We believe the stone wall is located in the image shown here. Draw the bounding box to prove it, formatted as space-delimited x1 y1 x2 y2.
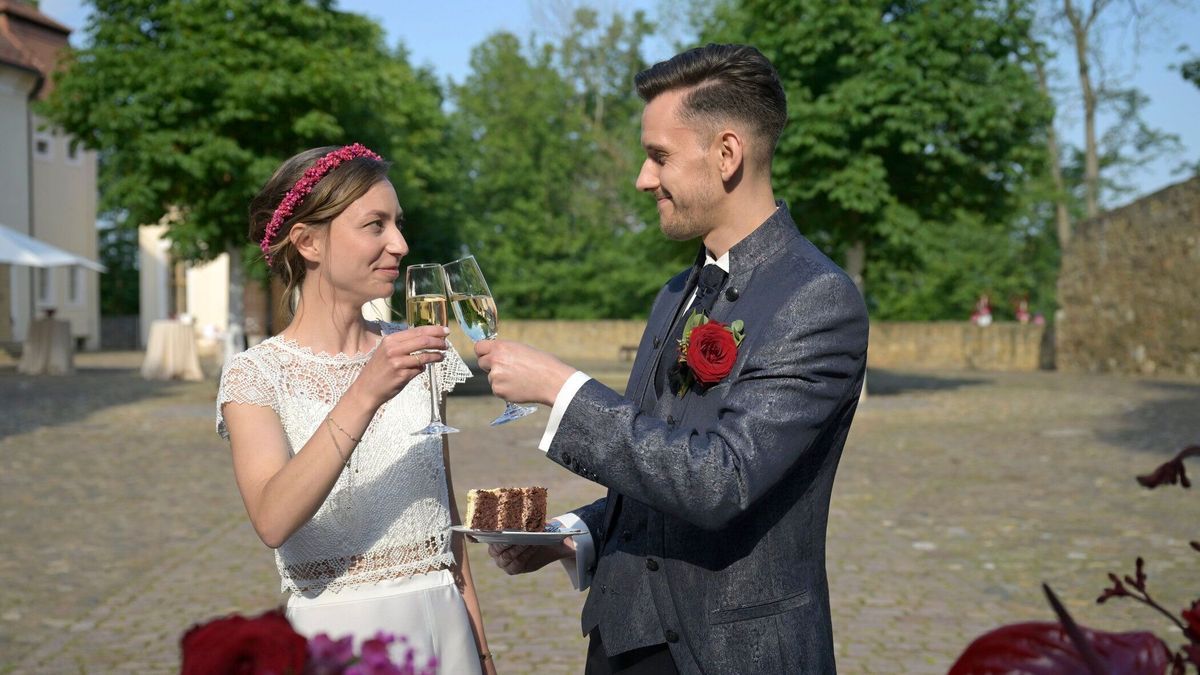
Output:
448 320 648 365
1057 177 1200 377
867 321 1050 371
448 319 1050 372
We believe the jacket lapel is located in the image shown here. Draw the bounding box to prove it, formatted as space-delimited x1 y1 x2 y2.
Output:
603 259 700 540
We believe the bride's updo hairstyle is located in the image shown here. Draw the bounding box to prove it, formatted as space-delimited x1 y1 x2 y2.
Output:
249 144 391 306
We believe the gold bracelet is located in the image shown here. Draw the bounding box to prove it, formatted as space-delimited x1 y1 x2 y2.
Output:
325 415 361 443
324 418 350 465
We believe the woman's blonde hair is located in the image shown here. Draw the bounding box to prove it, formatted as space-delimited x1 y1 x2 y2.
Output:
249 146 391 318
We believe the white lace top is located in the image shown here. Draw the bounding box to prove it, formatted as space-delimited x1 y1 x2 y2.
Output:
215 329 471 595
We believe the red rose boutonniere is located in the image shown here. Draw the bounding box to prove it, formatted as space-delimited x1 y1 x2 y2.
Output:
675 310 745 396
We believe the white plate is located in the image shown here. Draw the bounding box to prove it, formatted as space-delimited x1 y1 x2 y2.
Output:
449 525 583 546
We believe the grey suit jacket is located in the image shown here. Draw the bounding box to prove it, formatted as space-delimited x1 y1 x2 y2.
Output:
548 204 868 674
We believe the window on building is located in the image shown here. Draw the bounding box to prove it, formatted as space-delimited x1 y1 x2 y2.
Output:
33 130 53 160
37 267 54 304
68 267 83 304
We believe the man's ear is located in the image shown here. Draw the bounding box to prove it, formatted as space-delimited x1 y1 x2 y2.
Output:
289 223 323 263
716 129 745 182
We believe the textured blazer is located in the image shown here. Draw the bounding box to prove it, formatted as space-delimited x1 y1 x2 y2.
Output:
548 204 869 674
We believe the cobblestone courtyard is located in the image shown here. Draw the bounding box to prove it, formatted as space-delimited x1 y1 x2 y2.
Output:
1 353 1197 673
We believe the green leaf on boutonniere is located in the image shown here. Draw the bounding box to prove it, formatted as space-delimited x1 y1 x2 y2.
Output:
729 319 745 346
677 377 692 396
680 309 708 346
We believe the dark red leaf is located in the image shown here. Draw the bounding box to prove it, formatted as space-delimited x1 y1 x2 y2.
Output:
1183 599 1200 640
1137 446 1199 489
1183 643 1200 667
949 622 1172 675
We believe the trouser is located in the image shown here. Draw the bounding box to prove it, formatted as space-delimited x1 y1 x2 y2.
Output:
287 569 480 674
586 628 680 675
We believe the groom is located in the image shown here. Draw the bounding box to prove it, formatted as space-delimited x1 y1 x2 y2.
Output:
475 43 868 674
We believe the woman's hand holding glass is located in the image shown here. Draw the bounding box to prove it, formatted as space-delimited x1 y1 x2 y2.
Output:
352 325 449 408
442 255 538 426
403 263 459 436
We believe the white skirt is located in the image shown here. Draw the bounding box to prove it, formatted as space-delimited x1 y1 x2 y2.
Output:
286 569 481 674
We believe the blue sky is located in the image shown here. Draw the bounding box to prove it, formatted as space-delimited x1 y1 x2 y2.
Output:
37 0 1200 202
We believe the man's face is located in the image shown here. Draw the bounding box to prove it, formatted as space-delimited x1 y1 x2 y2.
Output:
635 89 722 241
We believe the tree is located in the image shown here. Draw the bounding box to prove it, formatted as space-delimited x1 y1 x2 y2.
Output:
1181 55 1200 174
1038 0 1186 245
1184 57 1200 87
39 0 457 336
451 9 692 319
698 0 1053 320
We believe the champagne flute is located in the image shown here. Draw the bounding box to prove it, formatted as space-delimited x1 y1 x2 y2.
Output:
405 263 458 436
443 255 537 426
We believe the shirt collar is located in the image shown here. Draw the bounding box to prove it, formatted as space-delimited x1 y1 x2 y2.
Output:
704 251 730 273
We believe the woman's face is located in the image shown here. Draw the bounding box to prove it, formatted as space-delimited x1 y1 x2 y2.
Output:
321 179 409 303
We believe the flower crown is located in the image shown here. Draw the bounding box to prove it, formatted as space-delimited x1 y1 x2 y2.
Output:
260 143 384 264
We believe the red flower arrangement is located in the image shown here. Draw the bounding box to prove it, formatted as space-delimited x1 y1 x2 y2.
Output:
674 310 745 396
950 445 1200 674
180 609 438 675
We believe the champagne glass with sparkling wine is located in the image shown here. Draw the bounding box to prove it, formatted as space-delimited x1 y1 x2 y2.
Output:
443 255 537 426
405 263 458 436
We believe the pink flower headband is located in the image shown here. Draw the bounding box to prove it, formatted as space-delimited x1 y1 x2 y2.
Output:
260 143 384 264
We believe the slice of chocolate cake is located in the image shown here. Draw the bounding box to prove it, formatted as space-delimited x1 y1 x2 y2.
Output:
464 487 548 531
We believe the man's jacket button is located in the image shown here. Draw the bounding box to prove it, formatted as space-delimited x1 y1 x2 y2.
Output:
645 558 659 571
664 629 679 643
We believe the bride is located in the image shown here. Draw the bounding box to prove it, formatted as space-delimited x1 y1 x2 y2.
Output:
216 144 493 673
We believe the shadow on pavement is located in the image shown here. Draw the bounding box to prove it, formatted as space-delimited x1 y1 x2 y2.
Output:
0 366 197 440
866 368 989 396
1094 378 1200 456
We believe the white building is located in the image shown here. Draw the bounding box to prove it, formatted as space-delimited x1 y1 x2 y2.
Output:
0 0 100 349
138 223 232 355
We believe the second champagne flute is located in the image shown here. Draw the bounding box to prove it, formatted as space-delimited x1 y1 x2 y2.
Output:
405 263 458 436
443 255 537 426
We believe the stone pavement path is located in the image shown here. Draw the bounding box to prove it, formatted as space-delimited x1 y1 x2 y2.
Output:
1 354 1197 673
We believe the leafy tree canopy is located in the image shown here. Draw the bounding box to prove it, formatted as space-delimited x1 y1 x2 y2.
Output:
451 9 695 319
699 0 1055 319
40 0 457 270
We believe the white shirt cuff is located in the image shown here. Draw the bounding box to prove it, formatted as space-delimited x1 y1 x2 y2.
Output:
537 371 591 453
552 512 594 591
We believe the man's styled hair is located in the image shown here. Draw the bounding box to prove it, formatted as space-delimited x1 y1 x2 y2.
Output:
635 43 787 170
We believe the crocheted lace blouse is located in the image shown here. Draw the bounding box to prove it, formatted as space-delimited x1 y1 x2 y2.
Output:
215 329 471 595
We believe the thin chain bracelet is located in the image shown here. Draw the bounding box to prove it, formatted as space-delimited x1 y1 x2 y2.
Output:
326 415 362 443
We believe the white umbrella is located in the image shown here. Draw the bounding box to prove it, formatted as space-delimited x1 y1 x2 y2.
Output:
0 222 106 272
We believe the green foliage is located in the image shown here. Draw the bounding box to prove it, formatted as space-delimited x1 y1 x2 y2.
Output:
867 209 1059 321
39 0 458 271
450 10 694 319
97 225 139 316
700 0 1055 319
1184 58 1200 88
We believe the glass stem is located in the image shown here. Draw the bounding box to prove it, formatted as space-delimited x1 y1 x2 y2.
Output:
426 362 442 424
